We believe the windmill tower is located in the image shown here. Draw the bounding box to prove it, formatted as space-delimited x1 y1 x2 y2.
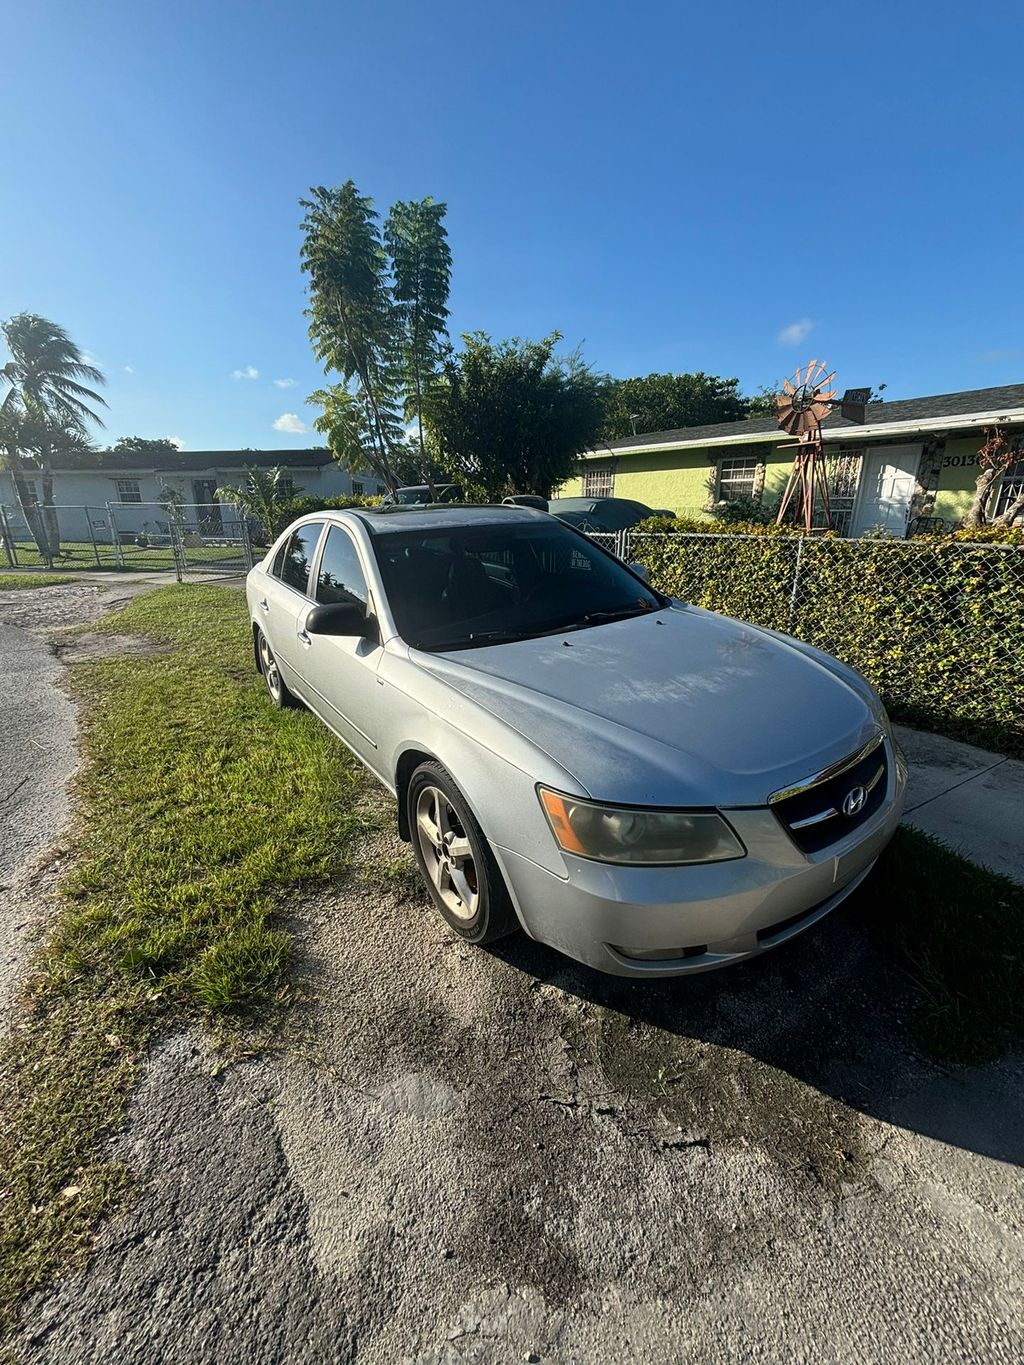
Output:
775 362 869 531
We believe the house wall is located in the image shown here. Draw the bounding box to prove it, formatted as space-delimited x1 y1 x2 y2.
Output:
0 459 389 546
0 462 367 543
931 434 984 524
562 440 793 519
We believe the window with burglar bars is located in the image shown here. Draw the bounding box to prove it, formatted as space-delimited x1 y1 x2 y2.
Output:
995 457 1024 518
352 480 364 496
717 456 758 501
582 468 614 497
114 478 142 503
824 449 863 536
14 478 38 506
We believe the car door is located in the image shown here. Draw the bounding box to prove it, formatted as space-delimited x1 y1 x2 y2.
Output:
259 521 326 687
295 522 384 765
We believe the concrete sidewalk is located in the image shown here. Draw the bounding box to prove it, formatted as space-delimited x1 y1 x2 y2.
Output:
895 724 1024 884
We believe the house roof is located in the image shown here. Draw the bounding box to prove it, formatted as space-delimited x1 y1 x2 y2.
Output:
50 447 334 473
590 381 1024 457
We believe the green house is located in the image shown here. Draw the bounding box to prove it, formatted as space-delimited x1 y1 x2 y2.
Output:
562 381 1024 535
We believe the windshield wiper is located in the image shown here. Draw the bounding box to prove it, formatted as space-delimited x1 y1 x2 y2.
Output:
581 602 660 625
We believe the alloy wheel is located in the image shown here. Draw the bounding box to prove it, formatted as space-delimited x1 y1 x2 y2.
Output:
258 633 282 702
414 785 480 921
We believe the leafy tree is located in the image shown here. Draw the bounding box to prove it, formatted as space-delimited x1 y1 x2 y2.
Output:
600 372 746 441
384 197 452 490
427 332 605 500
301 182 453 497
1 314 106 563
109 436 181 458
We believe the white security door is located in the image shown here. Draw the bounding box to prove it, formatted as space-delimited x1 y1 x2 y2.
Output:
850 445 921 537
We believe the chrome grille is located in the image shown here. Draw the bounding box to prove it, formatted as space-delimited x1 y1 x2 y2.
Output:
770 735 888 855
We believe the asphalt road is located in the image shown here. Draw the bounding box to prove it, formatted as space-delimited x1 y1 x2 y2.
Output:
2 582 1023 1364
0 620 77 1031
0 621 76 883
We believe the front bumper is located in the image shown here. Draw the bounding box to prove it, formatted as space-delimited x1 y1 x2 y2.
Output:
491 740 908 977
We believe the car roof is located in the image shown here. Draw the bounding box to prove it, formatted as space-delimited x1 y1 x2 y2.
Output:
348 503 550 535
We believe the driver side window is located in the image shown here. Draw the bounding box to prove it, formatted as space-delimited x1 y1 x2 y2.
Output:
316 526 369 608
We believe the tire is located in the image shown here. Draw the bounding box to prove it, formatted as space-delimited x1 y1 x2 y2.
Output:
407 760 518 945
256 628 298 709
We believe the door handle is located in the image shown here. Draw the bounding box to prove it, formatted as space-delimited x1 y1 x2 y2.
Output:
297 629 311 648
258 597 269 613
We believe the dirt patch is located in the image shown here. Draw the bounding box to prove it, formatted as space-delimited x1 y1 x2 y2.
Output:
0 582 153 632
49 632 169 663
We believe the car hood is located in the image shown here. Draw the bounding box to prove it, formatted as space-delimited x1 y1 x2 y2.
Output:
416 605 880 807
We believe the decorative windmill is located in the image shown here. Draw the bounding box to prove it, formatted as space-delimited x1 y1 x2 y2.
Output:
775 362 869 531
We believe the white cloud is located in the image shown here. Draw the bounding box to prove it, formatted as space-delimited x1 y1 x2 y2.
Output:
123 365 134 375
168 436 185 449
777 318 814 346
273 377 296 389
273 412 308 434
232 365 260 380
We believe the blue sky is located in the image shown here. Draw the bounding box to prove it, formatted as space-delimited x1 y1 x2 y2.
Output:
5 0 1022 450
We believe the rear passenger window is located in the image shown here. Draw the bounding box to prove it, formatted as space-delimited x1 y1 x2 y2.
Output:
316 526 368 607
274 522 324 595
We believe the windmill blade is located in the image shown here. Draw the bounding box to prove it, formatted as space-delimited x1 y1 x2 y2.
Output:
782 376 795 395
804 359 819 379
813 370 836 394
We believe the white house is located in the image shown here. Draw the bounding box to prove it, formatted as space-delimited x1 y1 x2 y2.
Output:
0 448 386 543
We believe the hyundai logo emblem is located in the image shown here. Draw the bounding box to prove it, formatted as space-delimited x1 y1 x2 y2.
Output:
842 785 868 817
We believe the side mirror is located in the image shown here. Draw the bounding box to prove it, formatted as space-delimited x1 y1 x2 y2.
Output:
305 601 375 638
628 562 650 582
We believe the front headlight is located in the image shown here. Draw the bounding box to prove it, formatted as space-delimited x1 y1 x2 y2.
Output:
538 788 745 866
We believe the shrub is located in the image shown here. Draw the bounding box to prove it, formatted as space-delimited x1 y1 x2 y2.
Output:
708 495 776 525
269 493 381 538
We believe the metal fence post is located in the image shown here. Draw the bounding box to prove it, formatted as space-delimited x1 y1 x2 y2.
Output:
85 507 102 568
240 513 255 571
0 505 16 568
106 502 126 569
786 535 805 635
169 514 185 583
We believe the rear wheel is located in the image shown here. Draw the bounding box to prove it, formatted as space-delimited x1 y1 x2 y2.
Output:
256 628 297 709
408 761 518 945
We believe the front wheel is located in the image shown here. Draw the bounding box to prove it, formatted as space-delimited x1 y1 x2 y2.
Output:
407 761 518 945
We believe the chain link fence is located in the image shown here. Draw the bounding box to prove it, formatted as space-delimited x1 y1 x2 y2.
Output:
0 502 256 579
608 529 1024 754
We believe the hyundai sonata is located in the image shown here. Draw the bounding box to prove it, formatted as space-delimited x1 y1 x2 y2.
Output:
246 506 906 976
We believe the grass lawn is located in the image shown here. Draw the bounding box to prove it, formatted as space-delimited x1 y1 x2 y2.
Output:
0 573 80 590
6 541 247 573
0 583 382 1334
0 582 1019 1335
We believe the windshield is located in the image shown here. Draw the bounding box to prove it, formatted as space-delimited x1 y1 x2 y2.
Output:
372 520 664 650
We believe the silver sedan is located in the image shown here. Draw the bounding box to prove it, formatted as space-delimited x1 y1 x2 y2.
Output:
246 505 906 976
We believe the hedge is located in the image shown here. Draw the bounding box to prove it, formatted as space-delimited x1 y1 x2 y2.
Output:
628 523 1024 757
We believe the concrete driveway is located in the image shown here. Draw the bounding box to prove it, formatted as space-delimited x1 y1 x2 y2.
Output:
2 583 1022 1364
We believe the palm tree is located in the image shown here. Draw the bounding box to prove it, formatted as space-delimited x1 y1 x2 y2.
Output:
1 313 106 563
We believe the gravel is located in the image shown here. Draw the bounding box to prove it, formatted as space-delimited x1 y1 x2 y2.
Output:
13 872 1024 1364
